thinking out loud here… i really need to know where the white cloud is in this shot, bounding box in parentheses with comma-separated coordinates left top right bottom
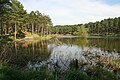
(19, 0, 120, 25)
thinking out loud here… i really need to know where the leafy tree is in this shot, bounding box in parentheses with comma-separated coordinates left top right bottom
(0, 0, 53, 39)
(73, 25, 88, 37)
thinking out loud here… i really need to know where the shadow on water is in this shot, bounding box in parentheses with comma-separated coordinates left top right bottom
(0, 40, 51, 67)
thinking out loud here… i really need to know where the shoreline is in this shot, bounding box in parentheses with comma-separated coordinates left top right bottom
(56, 35, 120, 38)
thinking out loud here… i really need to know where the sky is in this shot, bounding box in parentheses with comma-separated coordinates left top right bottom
(19, 0, 120, 25)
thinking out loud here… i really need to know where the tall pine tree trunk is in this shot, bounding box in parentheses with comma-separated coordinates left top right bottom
(46, 26, 48, 35)
(14, 22, 17, 40)
(1, 21, 3, 35)
(32, 23, 34, 34)
(4, 24, 7, 35)
(41, 26, 44, 36)
(27, 24, 30, 32)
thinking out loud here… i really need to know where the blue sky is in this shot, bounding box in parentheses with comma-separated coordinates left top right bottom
(104, 0, 120, 5)
(19, 0, 120, 25)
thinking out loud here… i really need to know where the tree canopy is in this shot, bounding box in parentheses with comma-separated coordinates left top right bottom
(0, 0, 120, 38)
(52, 17, 120, 36)
(0, 0, 53, 39)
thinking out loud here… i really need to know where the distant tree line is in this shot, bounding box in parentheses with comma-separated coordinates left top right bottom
(85, 17, 120, 35)
(52, 24, 83, 35)
(0, 0, 52, 39)
(52, 17, 120, 36)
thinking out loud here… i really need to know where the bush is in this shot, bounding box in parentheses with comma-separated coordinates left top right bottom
(73, 25, 88, 37)
(0, 65, 118, 80)
(0, 67, 55, 80)
(65, 69, 89, 80)
(87, 67, 117, 80)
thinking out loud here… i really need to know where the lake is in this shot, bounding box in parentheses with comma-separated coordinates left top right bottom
(0, 37, 120, 71)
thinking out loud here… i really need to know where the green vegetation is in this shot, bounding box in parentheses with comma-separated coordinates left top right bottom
(85, 17, 120, 36)
(51, 24, 89, 37)
(0, 0, 52, 41)
(0, 0, 120, 40)
(0, 0, 120, 80)
(52, 17, 120, 37)
(0, 66, 55, 80)
(20, 31, 52, 40)
(0, 61, 119, 80)
(0, 0, 120, 41)
(0, 37, 120, 80)
(52, 24, 80, 35)
(73, 25, 88, 37)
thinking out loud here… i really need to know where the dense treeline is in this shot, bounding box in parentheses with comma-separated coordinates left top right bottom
(52, 24, 83, 35)
(0, 0, 120, 38)
(0, 0, 52, 39)
(53, 17, 120, 36)
(85, 17, 120, 35)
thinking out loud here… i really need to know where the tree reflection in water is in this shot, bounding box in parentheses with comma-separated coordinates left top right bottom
(27, 44, 120, 74)
(0, 37, 120, 74)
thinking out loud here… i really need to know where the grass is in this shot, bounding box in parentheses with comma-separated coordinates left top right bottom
(0, 65, 55, 80)
(24, 34, 53, 41)
(22, 31, 53, 40)
(0, 62, 119, 80)
(0, 31, 54, 42)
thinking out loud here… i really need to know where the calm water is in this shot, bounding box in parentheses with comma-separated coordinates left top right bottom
(0, 37, 120, 69)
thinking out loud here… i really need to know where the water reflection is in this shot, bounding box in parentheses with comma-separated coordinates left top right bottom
(0, 37, 120, 70)
(0, 40, 51, 67)
(59, 38, 120, 52)
(59, 38, 89, 47)
(27, 43, 120, 73)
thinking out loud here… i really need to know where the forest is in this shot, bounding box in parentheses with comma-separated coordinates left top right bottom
(0, 0, 52, 40)
(0, 0, 120, 41)
(52, 17, 120, 36)
(0, 0, 120, 80)
(86, 17, 120, 35)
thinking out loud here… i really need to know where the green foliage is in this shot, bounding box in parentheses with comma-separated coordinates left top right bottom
(0, 66, 55, 80)
(0, 66, 118, 80)
(73, 25, 88, 37)
(52, 24, 88, 36)
(65, 69, 89, 80)
(52, 25, 79, 35)
(85, 17, 120, 35)
(87, 67, 117, 80)
(0, 35, 13, 43)
(52, 17, 120, 36)
(0, 0, 53, 40)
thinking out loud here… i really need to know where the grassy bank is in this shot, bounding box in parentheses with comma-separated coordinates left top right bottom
(0, 65, 118, 80)
(24, 34, 53, 41)
(0, 31, 55, 43)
